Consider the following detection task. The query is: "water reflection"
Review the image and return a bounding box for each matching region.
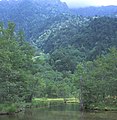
[0,104,117,120]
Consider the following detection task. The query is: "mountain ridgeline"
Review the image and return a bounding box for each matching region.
[0,0,117,111]
[0,0,69,39]
[71,6,117,17]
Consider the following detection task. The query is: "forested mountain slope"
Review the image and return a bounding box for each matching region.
[0,0,69,39]
[0,0,117,87]
[34,17,117,73]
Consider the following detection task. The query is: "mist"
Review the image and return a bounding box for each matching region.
[61,0,117,8]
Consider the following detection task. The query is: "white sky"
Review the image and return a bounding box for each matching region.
[61,0,117,8]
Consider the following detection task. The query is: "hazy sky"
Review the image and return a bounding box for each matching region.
[61,0,117,8]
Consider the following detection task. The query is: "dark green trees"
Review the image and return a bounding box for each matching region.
[0,22,35,103]
[75,48,117,109]
[0,23,75,105]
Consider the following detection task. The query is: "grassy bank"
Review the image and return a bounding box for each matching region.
[32,98,117,111]
[34,98,79,103]
[0,103,25,115]
[32,98,79,108]
[0,104,17,114]
[89,103,117,111]
[0,98,79,115]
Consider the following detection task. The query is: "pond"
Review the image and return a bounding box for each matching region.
[0,104,117,120]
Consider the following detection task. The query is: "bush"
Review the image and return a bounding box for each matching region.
[0,103,17,113]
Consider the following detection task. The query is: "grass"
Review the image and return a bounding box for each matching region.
[32,98,79,108]
[0,98,79,113]
[90,103,117,111]
[94,105,117,111]
[34,98,79,103]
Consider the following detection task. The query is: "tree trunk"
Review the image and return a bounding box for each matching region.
[80,76,84,111]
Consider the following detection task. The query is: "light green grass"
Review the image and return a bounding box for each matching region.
[34,98,79,103]
[32,98,79,108]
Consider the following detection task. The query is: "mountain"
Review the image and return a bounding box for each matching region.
[0,0,69,39]
[33,15,89,52]
[35,16,117,60]
[1,0,117,64]
[1,0,117,40]
[71,6,117,17]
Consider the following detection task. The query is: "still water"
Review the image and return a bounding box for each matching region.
[0,104,117,120]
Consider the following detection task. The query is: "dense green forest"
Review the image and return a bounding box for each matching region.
[0,0,117,112]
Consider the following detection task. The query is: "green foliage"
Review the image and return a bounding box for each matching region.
[0,22,35,104]
[32,99,48,108]
[0,23,74,103]
[49,47,84,73]
[0,103,17,113]
[1,1,117,112]
[74,48,117,109]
